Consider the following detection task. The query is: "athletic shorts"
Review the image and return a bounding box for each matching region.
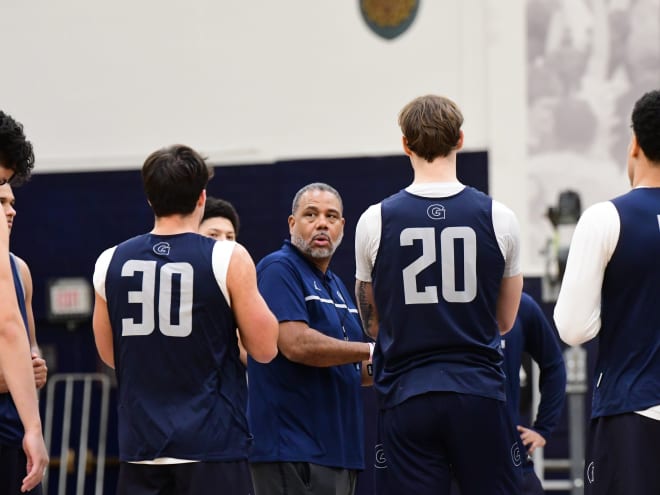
[448,465,541,495]
[585,412,660,495]
[374,392,522,495]
[117,460,253,495]
[0,443,43,495]
[250,461,357,495]
[520,467,544,495]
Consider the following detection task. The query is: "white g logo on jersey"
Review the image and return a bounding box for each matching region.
[374,443,388,469]
[426,204,446,220]
[586,461,595,484]
[153,242,171,256]
[511,443,522,466]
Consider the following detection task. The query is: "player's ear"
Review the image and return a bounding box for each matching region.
[454,130,464,151]
[402,136,413,156]
[629,133,641,159]
[197,189,207,208]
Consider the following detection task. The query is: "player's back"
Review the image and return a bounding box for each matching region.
[372,187,506,408]
[100,232,250,461]
[597,188,660,416]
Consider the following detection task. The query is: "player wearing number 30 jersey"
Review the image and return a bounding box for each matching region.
[92,145,278,495]
[355,95,523,495]
[94,234,249,460]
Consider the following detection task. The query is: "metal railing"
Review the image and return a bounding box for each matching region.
[43,373,111,495]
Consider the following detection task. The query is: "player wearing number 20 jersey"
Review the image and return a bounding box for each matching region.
[355,183,521,408]
[355,182,522,495]
[93,233,249,462]
[355,95,522,494]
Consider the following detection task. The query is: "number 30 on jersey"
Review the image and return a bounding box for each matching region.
[120,260,193,337]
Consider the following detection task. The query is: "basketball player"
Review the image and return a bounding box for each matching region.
[92,144,278,495]
[199,196,247,366]
[503,292,566,495]
[199,196,240,241]
[554,89,660,494]
[354,95,523,494]
[0,110,49,493]
[0,183,48,495]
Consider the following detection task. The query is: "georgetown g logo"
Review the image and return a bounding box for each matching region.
[586,461,595,484]
[510,442,522,467]
[427,204,446,220]
[374,443,388,469]
[153,242,171,256]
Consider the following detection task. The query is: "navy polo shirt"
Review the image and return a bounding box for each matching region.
[247,241,365,470]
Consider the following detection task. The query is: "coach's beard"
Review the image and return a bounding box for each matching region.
[291,232,343,259]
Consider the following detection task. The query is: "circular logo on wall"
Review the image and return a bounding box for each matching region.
[360,0,420,40]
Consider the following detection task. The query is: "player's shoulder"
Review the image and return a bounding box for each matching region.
[112,233,151,253]
[9,252,27,269]
[583,199,616,213]
[520,291,537,306]
[491,197,517,218]
[519,292,542,315]
[357,202,381,224]
[576,200,618,228]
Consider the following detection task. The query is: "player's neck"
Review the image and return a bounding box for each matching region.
[151,214,199,235]
[411,155,457,184]
[631,160,660,188]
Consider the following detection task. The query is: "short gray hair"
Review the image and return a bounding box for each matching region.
[291,182,343,215]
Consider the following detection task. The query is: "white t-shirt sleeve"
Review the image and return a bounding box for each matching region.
[211,240,236,307]
[92,246,117,301]
[354,204,382,282]
[492,200,522,278]
[554,201,620,346]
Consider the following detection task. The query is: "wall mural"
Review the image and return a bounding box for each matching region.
[526,0,659,262]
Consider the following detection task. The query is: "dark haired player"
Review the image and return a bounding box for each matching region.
[555,89,660,494]
[93,144,278,494]
[0,110,49,493]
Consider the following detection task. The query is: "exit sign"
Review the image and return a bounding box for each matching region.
[47,277,93,322]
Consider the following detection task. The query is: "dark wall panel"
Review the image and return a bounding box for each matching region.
[12,152,488,326]
[9,152,488,494]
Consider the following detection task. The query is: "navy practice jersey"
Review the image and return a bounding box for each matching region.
[502,292,566,468]
[247,241,365,470]
[95,233,250,461]
[371,187,507,409]
[596,189,660,417]
[0,254,30,446]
